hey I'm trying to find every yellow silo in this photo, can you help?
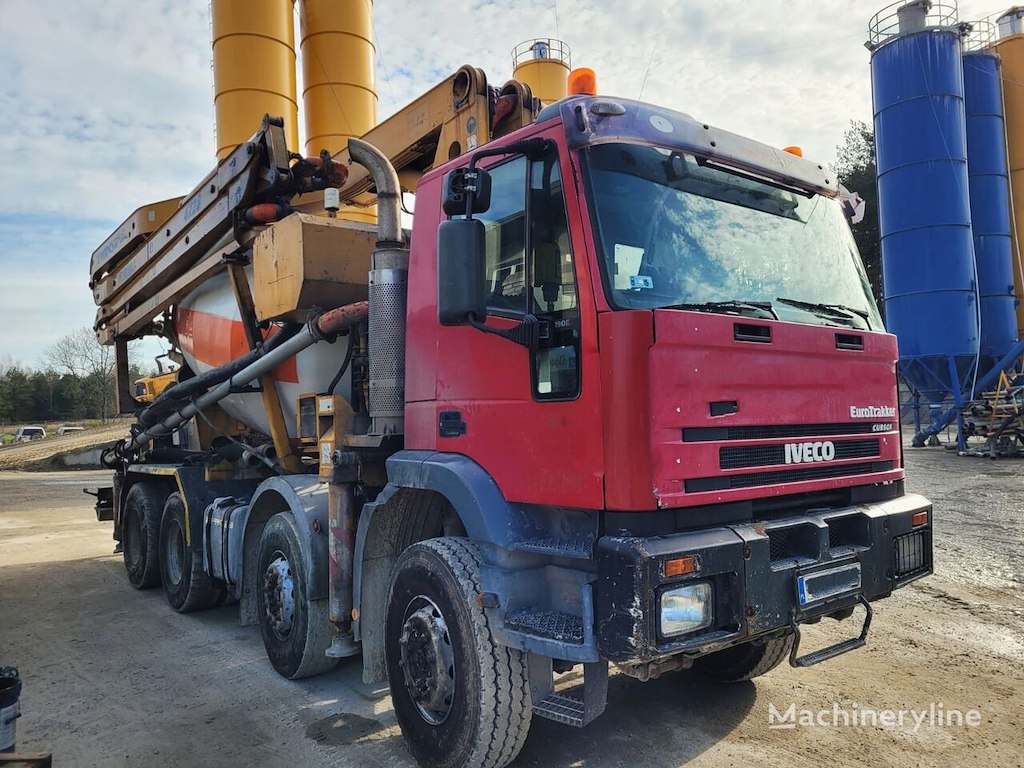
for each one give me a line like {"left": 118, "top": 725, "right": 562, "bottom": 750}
{"left": 992, "top": 7, "right": 1024, "bottom": 338}
{"left": 299, "top": 0, "right": 377, "bottom": 158}
{"left": 512, "top": 39, "right": 571, "bottom": 106}
{"left": 211, "top": 0, "right": 299, "bottom": 160}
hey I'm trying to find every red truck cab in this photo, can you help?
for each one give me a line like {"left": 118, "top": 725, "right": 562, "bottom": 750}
{"left": 392, "top": 94, "right": 931, "bottom": 675}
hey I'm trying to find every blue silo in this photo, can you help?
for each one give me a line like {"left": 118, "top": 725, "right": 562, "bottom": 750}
{"left": 963, "top": 46, "right": 1018, "bottom": 370}
{"left": 869, "top": 0, "right": 979, "bottom": 403}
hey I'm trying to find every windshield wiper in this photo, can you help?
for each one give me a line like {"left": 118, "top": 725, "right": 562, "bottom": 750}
{"left": 775, "top": 297, "right": 872, "bottom": 329}
{"left": 664, "top": 300, "right": 778, "bottom": 320}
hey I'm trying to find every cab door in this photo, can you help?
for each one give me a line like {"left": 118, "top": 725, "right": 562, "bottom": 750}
{"left": 429, "top": 136, "right": 604, "bottom": 509}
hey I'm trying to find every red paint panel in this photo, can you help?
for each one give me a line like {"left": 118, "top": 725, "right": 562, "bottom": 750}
{"left": 427, "top": 316, "right": 605, "bottom": 509}
{"left": 405, "top": 173, "right": 442, "bottom": 408}
{"left": 599, "top": 311, "right": 655, "bottom": 510}
{"left": 405, "top": 400, "right": 438, "bottom": 452}
{"left": 175, "top": 307, "right": 299, "bottom": 384}
{"left": 648, "top": 310, "right": 903, "bottom": 510}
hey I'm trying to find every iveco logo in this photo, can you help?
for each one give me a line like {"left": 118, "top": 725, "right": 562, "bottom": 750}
{"left": 784, "top": 441, "right": 836, "bottom": 464}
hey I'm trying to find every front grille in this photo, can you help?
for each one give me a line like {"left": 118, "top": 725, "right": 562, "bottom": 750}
{"left": 720, "top": 439, "right": 880, "bottom": 469}
{"left": 768, "top": 530, "right": 790, "bottom": 561}
{"left": 827, "top": 514, "right": 870, "bottom": 549}
{"left": 684, "top": 422, "right": 891, "bottom": 443}
{"left": 684, "top": 461, "right": 894, "bottom": 493}
{"left": 894, "top": 530, "right": 931, "bottom": 580}
{"left": 767, "top": 524, "right": 820, "bottom": 562}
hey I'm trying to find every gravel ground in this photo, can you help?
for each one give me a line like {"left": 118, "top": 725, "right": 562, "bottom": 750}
{"left": 0, "top": 444, "right": 1021, "bottom": 768}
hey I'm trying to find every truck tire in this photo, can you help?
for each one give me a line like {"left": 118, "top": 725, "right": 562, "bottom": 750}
{"left": 122, "top": 482, "right": 165, "bottom": 589}
{"left": 695, "top": 634, "right": 793, "bottom": 682}
{"left": 385, "top": 538, "right": 532, "bottom": 768}
{"left": 257, "top": 513, "right": 338, "bottom": 679}
{"left": 159, "top": 493, "right": 223, "bottom": 613}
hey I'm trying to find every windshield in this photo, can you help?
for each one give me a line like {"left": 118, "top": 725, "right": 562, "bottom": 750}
{"left": 583, "top": 143, "right": 882, "bottom": 330}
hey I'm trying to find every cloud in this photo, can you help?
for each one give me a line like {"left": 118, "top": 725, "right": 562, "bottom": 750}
{"left": 0, "top": 0, "right": 1002, "bottom": 366}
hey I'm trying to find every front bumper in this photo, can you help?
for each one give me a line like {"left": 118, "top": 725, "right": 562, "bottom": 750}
{"left": 594, "top": 493, "right": 932, "bottom": 663}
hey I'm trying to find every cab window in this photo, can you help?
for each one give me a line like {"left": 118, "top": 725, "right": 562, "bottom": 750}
{"left": 447, "top": 150, "right": 581, "bottom": 401}
{"left": 530, "top": 157, "right": 580, "bottom": 400}
{"left": 474, "top": 157, "right": 528, "bottom": 315}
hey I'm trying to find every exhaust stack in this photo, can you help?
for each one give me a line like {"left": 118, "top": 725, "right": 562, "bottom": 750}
{"left": 349, "top": 138, "right": 406, "bottom": 437}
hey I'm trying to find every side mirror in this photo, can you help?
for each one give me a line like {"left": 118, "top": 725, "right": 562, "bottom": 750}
{"left": 442, "top": 167, "right": 492, "bottom": 216}
{"left": 437, "top": 219, "right": 486, "bottom": 326}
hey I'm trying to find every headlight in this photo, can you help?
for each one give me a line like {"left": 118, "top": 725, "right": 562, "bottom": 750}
{"left": 660, "top": 582, "right": 713, "bottom": 637}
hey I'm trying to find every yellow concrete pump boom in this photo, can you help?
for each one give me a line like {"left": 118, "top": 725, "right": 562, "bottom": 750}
{"left": 91, "top": 65, "right": 539, "bottom": 347}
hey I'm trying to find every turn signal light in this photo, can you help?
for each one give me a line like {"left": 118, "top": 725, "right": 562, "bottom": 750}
{"left": 783, "top": 146, "right": 803, "bottom": 156}
{"left": 568, "top": 67, "right": 597, "bottom": 96}
{"left": 663, "top": 555, "right": 699, "bottom": 577}
{"left": 911, "top": 510, "right": 929, "bottom": 527}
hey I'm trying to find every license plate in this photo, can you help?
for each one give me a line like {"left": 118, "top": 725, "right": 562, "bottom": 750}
{"left": 797, "top": 562, "right": 862, "bottom": 607}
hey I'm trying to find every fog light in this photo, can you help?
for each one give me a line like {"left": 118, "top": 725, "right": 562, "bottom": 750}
{"left": 660, "top": 583, "right": 713, "bottom": 637}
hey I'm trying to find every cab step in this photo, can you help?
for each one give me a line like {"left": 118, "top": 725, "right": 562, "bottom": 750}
{"left": 789, "top": 596, "right": 873, "bottom": 667}
{"left": 528, "top": 655, "right": 608, "bottom": 727}
{"left": 506, "top": 610, "right": 584, "bottom": 644}
{"left": 509, "top": 536, "right": 594, "bottom": 559}
{"left": 534, "top": 693, "right": 588, "bottom": 727}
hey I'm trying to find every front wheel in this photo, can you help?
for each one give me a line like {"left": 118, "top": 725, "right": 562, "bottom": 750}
{"left": 385, "top": 538, "right": 532, "bottom": 768}
{"left": 257, "top": 513, "right": 337, "bottom": 680}
{"left": 694, "top": 634, "right": 793, "bottom": 682}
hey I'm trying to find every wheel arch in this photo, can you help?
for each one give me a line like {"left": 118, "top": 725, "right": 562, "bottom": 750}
{"left": 238, "top": 476, "right": 331, "bottom": 626}
{"left": 354, "top": 451, "right": 533, "bottom": 684}
{"left": 117, "top": 467, "right": 179, "bottom": 544}
{"left": 121, "top": 468, "right": 178, "bottom": 517}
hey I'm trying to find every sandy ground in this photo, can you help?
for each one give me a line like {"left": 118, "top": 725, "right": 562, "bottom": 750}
{"left": 0, "top": 445, "right": 1022, "bottom": 768}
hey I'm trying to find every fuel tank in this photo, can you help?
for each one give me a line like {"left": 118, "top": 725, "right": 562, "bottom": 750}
{"left": 173, "top": 269, "right": 351, "bottom": 438}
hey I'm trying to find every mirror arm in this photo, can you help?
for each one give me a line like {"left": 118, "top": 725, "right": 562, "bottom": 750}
{"left": 463, "top": 170, "right": 481, "bottom": 219}
{"left": 459, "top": 138, "right": 554, "bottom": 218}
{"left": 467, "top": 313, "right": 544, "bottom": 351}
{"left": 467, "top": 138, "right": 554, "bottom": 171}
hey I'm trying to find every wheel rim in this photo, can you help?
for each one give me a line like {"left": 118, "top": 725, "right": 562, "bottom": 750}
{"left": 263, "top": 552, "right": 295, "bottom": 640}
{"left": 125, "top": 509, "right": 142, "bottom": 567}
{"left": 398, "top": 595, "right": 456, "bottom": 725}
{"left": 165, "top": 520, "right": 185, "bottom": 587}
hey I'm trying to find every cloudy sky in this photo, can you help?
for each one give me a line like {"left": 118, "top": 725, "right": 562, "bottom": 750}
{"left": 0, "top": 0, "right": 1000, "bottom": 367}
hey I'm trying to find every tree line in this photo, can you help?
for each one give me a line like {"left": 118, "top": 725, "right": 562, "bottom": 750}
{"left": 0, "top": 327, "right": 145, "bottom": 426}
{"left": 834, "top": 119, "right": 882, "bottom": 307}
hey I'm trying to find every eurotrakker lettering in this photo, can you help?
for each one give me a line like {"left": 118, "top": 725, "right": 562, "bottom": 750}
{"left": 850, "top": 405, "right": 896, "bottom": 419}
